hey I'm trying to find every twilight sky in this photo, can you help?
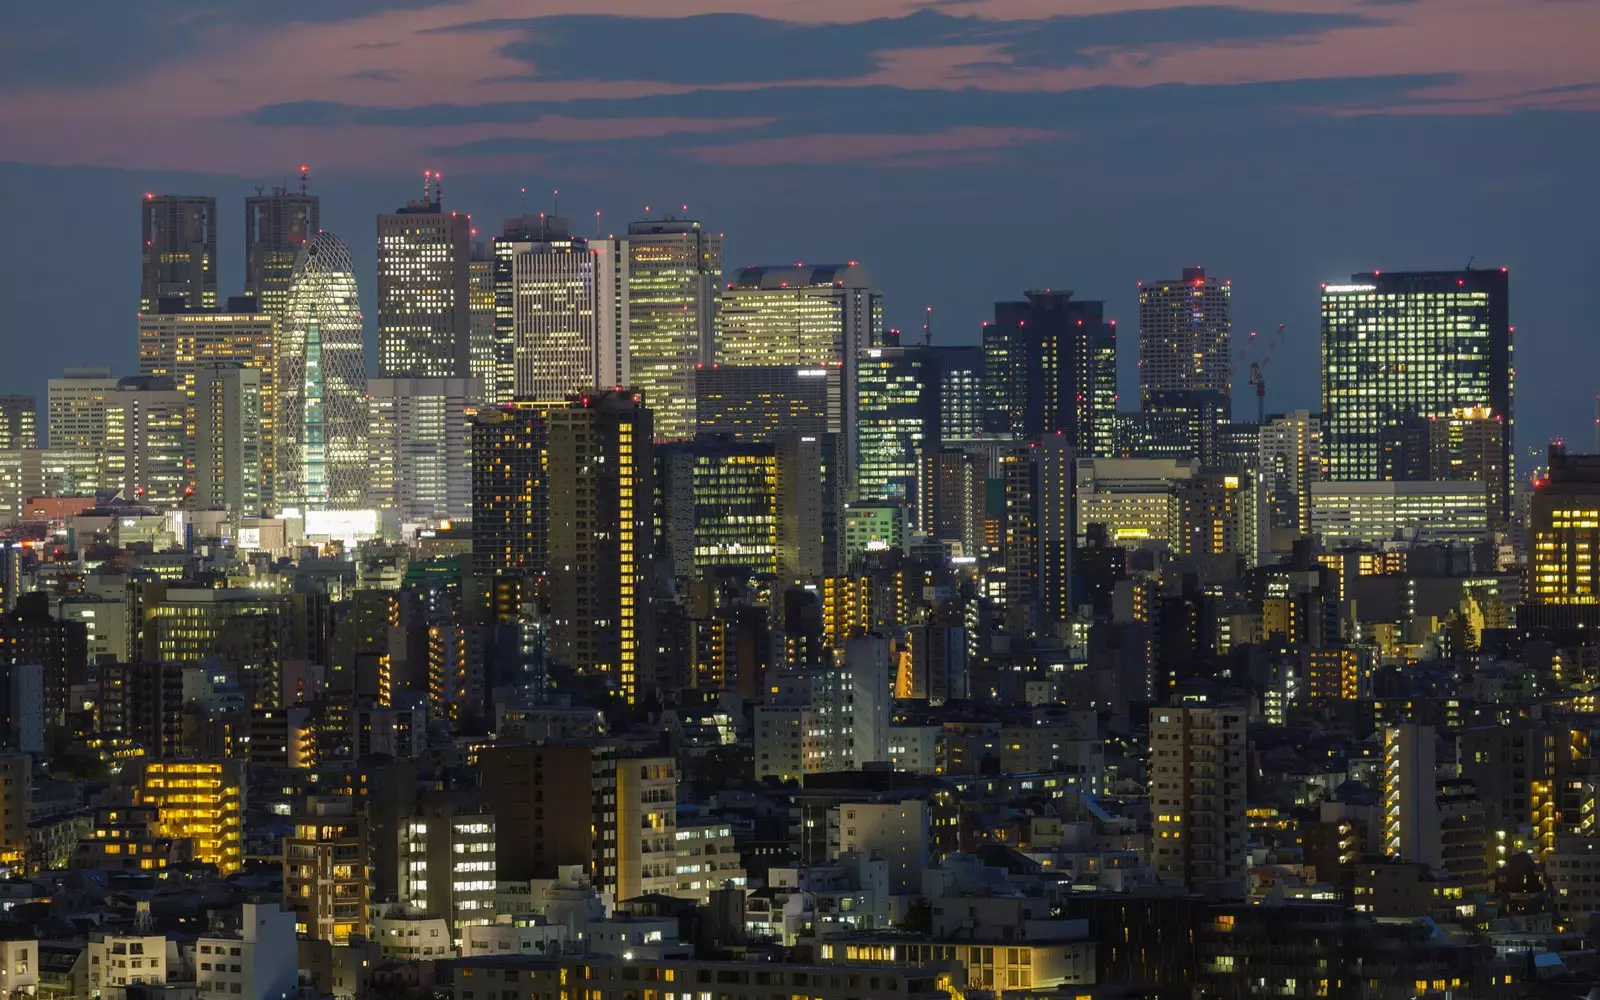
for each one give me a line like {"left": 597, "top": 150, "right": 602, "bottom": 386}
{"left": 2, "top": 0, "right": 1597, "bottom": 464}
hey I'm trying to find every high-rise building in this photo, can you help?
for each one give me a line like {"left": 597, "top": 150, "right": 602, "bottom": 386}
{"left": 133, "top": 759, "right": 244, "bottom": 874}
{"left": 921, "top": 448, "right": 985, "bottom": 557}
{"left": 0, "top": 397, "right": 36, "bottom": 451}
{"left": 137, "top": 302, "right": 276, "bottom": 506}
{"left": 658, "top": 437, "right": 779, "bottom": 583}
{"left": 470, "top": 401, "right": 556, "bottom": 581}
{"left": 1524, "top": 444, "right": 1600, "bottom": 630}
{"left": 548, "top": 391, "right": 653, "bottom": 702}
{"left": 103, "top": 376, "right": 188, "bottom": 506}
{"left": 694, "top": 364, "right": 843, "bottom": 443}
{"left": 141, "top": 194, "right": 217, "bottom": 312}
{"left": 1308, "top": 480, "right": 1489, "bottom": 547}
{"left": 1150, "top": 703, "right": 1248, "bottom": 897}
{"left": 467, "top": 242, "right": 498, "bottom": 401}
{"left": 716, "top": 265, "right": 882, "bottom": 472}
{"left": 244, "top": 183, "right": 320, "bottom": 321}
{"left": 984, "top": 291, "right": 1116, "bottom": 457}
{"left": 775, "top": 431, "right": 844, "bottom": 582}
{"left": 1321, "top": 269, "right": 1513, "bottom": 521}
{"left": 856, "top": 346, "right": 938, "bottom": 515}
{"left": 193, "top": 365, "right": 264, "bottom": 513}
{"left": 277, "top": 232, "right": 367, "bottom": 510}
{"left": 1382, "top": 723, "right": 1440, "bottom": 866}
{"left": 492, "top": 215, "right": 564, "bottom": 406}
{"left": 395, "top": 788, "right": 496, "bottom": 940}
{"left": 367, "top": 378, "right": 479, "bottom": 524}
{"left": 995, "top": 437, "right": 1075, "bottom": 632}
{"left": 377, "top": 177, "right": 472, "bottom": 379}
{"left": 623, "top": 218, "right": 723, "bottom": 440}
{"left": 927, "top": 346, "right": 984, "bottom": 442}
{"left": 1259, "top": 410, "right": 1321, "bottom": 535}
{"left": 509, "top": 217, "right": 626, "bottom": 402}
{"left": 46, "top": 368, "right": 118, "bottom": 451}
{"left": 1138, "top": 266, "right": 1231, "bottom": 409}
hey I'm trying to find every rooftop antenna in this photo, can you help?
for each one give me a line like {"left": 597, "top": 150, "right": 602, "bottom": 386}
{"left": 299, "top": 165, "right": 309, "bottom": 196}
{"left": 520, "top": 187, "right": 527, "bottom": 216}
{"left": 552, "top": 188, "right": 559, "bottom": 216}
{"left": 923, "top": 306, "right": 933, "bottom": 347}
{"left": 423, "top": 170, "right": 432, "bottom": 201}
{"left": 434, "top": 172, "right": 443, "bottom": 206}
{"left": 595, "top": 210, "right": 601, "bottom": 237}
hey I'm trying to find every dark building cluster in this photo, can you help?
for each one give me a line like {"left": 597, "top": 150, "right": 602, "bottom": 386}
{"left": 0, "top": 179, "right": 1587, "bottom": 1000}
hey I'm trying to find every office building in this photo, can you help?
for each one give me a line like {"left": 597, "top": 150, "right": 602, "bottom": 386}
{"left": 508, "top": 215, "right": 626, "bottom": 402}
{"left": 984, "top": 290, "right": 1116, "bottom": 457}
{"left": 856, "top": 346, "right": 939, "bottom": 514}
{"left": 284, "top": 796, "right": 369, "bottom": 945}
{"left": 277, "top": 232, "right": 367, "bottom": 510}
{"left": 694, "top": 364, "right": 843, "bottom": 442}
{"left": 775, "top": 431, "right": 844, "bottom": 582}
{"left": 193, "top": 365, "right": 264, "bottom": 513}
{"left": 103, "top": 376, "right": 188, "bottom": 506}
{"left": 1150, "top": 703, "right": 1247, "bottom": 897}
{"left": 133, "top": 759, "right": 244, "bottom": 874}
{"left": 0, "top": 596, "right": 87, "bottom": 730}
{"left": 137, "top": 303, "right": 277, "bottom": 505}
{"left": 378, "top": 176, "right": 473, "bottom": 379}
{"left": 244, "top": 183, "right": 320, "bottom": 321}
{"left": 928, "top": 345, "right": 984, "bottom": 441}
{"left": 141, "top": 194, "right": 217, "bottom": 312}
{"left": 658, "top": 438, "right": 779, "bottom": 583}
{"left": 921, "top": 448, "right": 985, "bottom": 556}
{"left": 466, "top": 242, "right": 498, "bottom": 405}
{"left": 624, "top": 218, "right": 723, "bottom": 440}
{"left": 1138, "top": 266, "right": 1231, "bottom": 409}
{"left": 1321, "top": 269, "right": 1513, "bottom": 521}
{"left": 717, "top": 264, "right": 882, "bottom": 471}
{"left": 46, "top": 367, "right": 118, "bottom": 450}
{"left": 1381, "top": 406, "right": 1507, "bottom": 533}
{"left": 1259, "top": 410, "right": 1321, "bottom": 535}
{"left": 548, "top": 391, "right": 654, "bottom": 702}
{"left": 396, "top": 789, "right": 497, "bottom": 939}
{"left": 470, "top": 401, "right": 554, "bottom": 581}
{"left": 0, "top": 397, "right": 36, "bottom": 451}
{"left": 1309, "top": 480, "right": 1489, "bottom": 546}
{"left": 491, "top": 214, "right": 568, "bottom": 406}
{"left": 1524, "top": 444, "right": 1600, "bottom": 629}
{"left": 367, "top": 377, "right": 479, "bottom": 524}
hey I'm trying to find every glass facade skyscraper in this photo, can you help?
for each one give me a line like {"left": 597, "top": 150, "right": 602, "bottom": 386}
{"left": 624, "top": 219, "right": 722, "bottom": 441}
{"left": 377, "top": 179, "right": 472, "bottom": 379}
{"left": 277, "top": 233, "right": 367, "bottom": 510}
{"left": 1321, "top": 269, "right": 1512, "bottom": 523}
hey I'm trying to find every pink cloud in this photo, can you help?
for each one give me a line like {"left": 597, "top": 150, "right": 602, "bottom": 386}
{"left": 686, "top": 125, "right": 1064, "bottom": 166}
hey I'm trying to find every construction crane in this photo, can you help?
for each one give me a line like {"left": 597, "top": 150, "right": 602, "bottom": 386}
{"left": 1241, "top": 322, "right": 1286, "bottom": 423}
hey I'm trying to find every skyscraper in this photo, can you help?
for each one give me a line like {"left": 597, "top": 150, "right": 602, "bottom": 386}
{"left": 467, "top": 242, "right": 498, "bottom": 402}
{"left": 277, "top": 233, "right": 367, "bottom": 510}
{"left": 367, "top": 378, "right": 479, "bottom": 524}
{"left": 856, "top": 346, "right": 938, "bottom": 515}
{"left": 141, "top": 194, "right": 217, "bottom": 312}
{"left": 1523, "top": 443, "right": 1600, "bottom": 630}
{"left": 1258, "top": 410, "right": 1322, "bottom": 535}
{"left": 926, "top": 345, "right": 984, "bottom": 442}
{"left": 548, "top": 391, "right": 653, "bottom": 702}
{"left": 984, "top": 290, "right": 1116, "bottom": 457}
{"left": 46, "top": 368, "right": 118, "bottom": 451}
{"left": 1321, "top": 269, "right": 1513, "bottom": 521}
{"left": 694, "top": 365, "right": 843, "bottom": 443}
{"left": 244, "top": 182, "right": 319, "bottom": 321}
{"left": 0, "top": 398, "right": 36, "bottom": 451}
{"left": 193, "top": 365, "right": 263, "bottom": 513}
{"left": 1138, "top": 266, "right": 1231, "bottom": 408}
{"left": 137, "top": 301, "right": 276, "bottom": 507}
{"left": 509, "top": 217, "right": 626, "bottom": 402}
{"left": 623, "top": 218, "right": 723, "bottom": 440}
{"left": 103, "top": 376, "right": 188, "bottom": 506}
{"left": 377, "top": 176, "right": 472, "bottom": 379}
{"left": 657, "top": 437, "right": 779, "bottom": 583}
{"left": 716, "top": 264, "right": 883, "bottom": 474}
{"left": 470, "top": 401, "right": 555, "bottom": 582}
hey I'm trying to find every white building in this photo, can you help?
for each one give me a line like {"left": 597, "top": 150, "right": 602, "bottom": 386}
{"left": 46, "top": 367, "right": 118, "bottom": 451}
{"left": 511, "top": 225, "right": 626, "bottom": 403}
{"left": 755, "top": 652, "right": 889, "bottom": 782}
{"left": 1259, "top": 410, "right": 1322, "bottom": 535}
{"left": 103, "top": 376, "right": 189, "bottom": 507}
{"left": 366, "top": 377, "right": 479, "bottom": 523}
{"left": 834, "top": 800, "right": 929, "bottom": 895}
{"left": 194, "top": 902, "right": 297, "bottom": 1000}
{"left": 87, "top": 928, "right": 176, "bottom": 998}
{"left": 1309, "top": 480, "right": 1489, "bottom": 546}
{"left": 886, "top": 725, "right": 943, "bottom": 775}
